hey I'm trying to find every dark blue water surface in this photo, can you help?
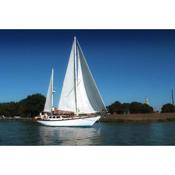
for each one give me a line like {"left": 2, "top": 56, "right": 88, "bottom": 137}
{"left": 1, "top": 120, "right": 175, "bottom": 145}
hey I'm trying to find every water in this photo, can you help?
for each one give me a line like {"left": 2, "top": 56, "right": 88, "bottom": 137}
{"left": 1, "top": 120, "right": 175, "bottom": 145}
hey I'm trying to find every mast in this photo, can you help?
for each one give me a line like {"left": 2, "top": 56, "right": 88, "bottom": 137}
{"left": 74, "top": 36, "right": 78, "bottom": 115}
{"left": 172, "top": 88, "right": 174, "bottom": 105}
{"left": 51, "top": 68, "right": 54, "bottom": 111}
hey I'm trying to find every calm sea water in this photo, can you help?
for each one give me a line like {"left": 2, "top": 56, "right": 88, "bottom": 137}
{"left": 1, "top": 120, "right": 175, "bottom": 145}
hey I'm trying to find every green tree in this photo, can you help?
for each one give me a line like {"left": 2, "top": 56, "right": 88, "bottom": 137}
{"left": 129, "top": 102, "right": 153, "bottom": 113}
{"left": 107, "top": 101, "right": 124, "bottom": 114}
{"left": 161, "top": 103, "right": 175, "bottom": 113}
{"left": 122, "top": 103, "right": 130, "bottom": 114}
{"left": 107, "top": 101, "right": 154, "bottom": 114}
{"left": 0, "top": 94, "right": 45, "bottom": 118}
{"left": 19, "top": 94, "right": 45, "bottom": 117}
{"left": 0, "top": 102, "right": 19, "bottom": 117}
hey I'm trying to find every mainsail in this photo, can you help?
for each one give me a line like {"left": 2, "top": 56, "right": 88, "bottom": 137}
{"left": 59, "top": 37, "right": 106, "bottom": 114}
{"left": 44, "top": 68, "right": 54, "bottom": 113}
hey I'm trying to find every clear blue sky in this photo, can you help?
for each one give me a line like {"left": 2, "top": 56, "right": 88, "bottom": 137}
{"left": 0, "top": 30, "right": 175, "bottom": 110}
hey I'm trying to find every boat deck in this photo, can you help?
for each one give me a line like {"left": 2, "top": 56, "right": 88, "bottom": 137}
{"left": 36, "top": 114, "right": 99, "bottom": 121}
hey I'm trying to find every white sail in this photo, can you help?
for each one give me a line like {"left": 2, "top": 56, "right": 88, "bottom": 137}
{"left": 76, "top": 40, "right": 106, "bottom": 113}
{"left": 44, "top": 68, "right": 54, "bottom": 113}
{"left": 58, "top": 40, "right": 76, "bottom": 112}
{"left": 58, "top": 37, "right": 106, "bottom": 114}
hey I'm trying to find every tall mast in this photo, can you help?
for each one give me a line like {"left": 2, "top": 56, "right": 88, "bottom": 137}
{"left": 172, "top": 88, "right": 174, "bottom": 105}
{"left": 74, "top": 36, "right": 78, "bottom": 115}
{"left": 51, "top": 68, "right": 54, "bottom": 109}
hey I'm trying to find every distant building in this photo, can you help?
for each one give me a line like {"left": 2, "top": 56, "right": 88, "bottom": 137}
{"left": 144, "top": 98, "right": 149, "bottom": 105}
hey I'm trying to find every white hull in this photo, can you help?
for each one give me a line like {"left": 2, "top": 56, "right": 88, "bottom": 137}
{"left": 36, "top": 116, "right": 101, "bottom": 127}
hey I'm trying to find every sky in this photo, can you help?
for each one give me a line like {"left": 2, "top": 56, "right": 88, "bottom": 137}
{"left": 0, "top": 30, "right": 175, "bottom": 110}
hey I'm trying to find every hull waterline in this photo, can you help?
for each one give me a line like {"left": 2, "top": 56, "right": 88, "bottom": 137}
{"left": 36, "top": 116, "right": 101, "bottom": 127}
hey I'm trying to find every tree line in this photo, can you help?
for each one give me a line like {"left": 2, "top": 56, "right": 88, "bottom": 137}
{"left": 107, "top": 101, "right": 154, "bottom": 114}
{"left": 0, "top": 94, "right": 175, "bottom": 118}
{"left": 0, "top": 94, "right": 45, "bottom": 118}
{"left": 107, "top": 101, "right": 175, "bottom": 114}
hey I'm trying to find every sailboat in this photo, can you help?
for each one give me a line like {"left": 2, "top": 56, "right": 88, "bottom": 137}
{"left": 37, "top": 37, "right": 106, "bottom": 127}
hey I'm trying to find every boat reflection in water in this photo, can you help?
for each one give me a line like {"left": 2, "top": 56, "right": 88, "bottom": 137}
{"left": 37, "top": 124, "right": 102, "bottom": 145}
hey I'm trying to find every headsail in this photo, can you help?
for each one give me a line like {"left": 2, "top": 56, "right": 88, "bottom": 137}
{"left": 44, "top": 68, "right": 54, "bottom": 113}
{"left": 58, "top": 40, "right": 76, "bottom": 112}
{"left": 58, "top": 37, "right": 106, "bottom": 114}
{"left": 76, "top": 40, "right": 106, "bottom": 113}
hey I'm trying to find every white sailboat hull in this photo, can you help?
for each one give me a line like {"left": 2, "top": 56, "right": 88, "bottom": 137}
{"left": 36, "top": 116, "right": 101, "bottom": 127}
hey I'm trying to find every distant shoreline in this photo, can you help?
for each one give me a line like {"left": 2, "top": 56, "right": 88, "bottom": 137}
{"left": 0, "top": 117, "right": 32, "bottom": 120}
{"left": 100, "top": 113, "right": 175, "bottom": 123}
{"left": 1, "top": 113, "right": 175, "bottom": 123}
